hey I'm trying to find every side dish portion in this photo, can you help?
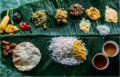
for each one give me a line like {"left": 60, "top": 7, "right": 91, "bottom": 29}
{"left": 96, "top": 25, "right": 110, "bottom": 36}
{"left": 69, "top": 3, "right": 84, "bottom": 17}
{"left": 86, "top": 7, "right": 101, "bottom": 20}
{"left": 12, "top": 42, "right": 41, "bottom": 71}
{"left": 79, "top": 18, "right": 91, "bottom": 33}
{"left": 105, "top": 6, "right": 118, "bottom": 23}
{"left": 55, "top": 8, "right": 68, "bottom": 24}
{"left": 32, "top": 10, "right": 47, "bottom": 29}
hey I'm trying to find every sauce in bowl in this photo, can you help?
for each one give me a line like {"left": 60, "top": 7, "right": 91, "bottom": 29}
{"left": 102, "top": 41, "right": 119, "bottom": 57}
{"left": 92, "top": 53, "right": 109, "bottom": 70}
{"left": 104, "top": 43, "right": 117, "bottom": 56}
{"left": 94, "top": 54, "right": 107, "bottom": 69}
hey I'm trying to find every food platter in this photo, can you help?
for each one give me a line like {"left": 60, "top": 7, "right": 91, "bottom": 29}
{"left": 0, "top": 36, "right": 119, "bottom": 76}
{"left": 0, "top": 0, "right": 119, "bottom": 76}
{"left": 0, "top": 0, "right": 119, "bottom": 37}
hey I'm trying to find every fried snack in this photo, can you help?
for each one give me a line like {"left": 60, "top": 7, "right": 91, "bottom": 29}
{"left": 2, "top": 46, "right": 6, "bottom": 49}
{"left": 2, "top": 40, "right": 17, "bottom": 56}
{"left": 10, "top": 43, "right": 17, "bottom": 47}
{"left": 69, "top": 3, "right": 84, "bottom": 17}
{"left": 5, "top": 24, "right": 19, "bottom": 35}
{"left": 12, "top": 42, "right": 41, "bottom": 71}
{"left": 2, "top": 40, "right": 10, "bottom": 45}
{"left": 3, "top": 49, "right": 8, "bottom": 56}
{"left": 5, "top": 45, "right": 10, "bottom": 50}
{"left": 86, "top": 7, "right": 101, "bottom": 20}
{"left": 8, "top": 49, "right": 14, "bottom": 53}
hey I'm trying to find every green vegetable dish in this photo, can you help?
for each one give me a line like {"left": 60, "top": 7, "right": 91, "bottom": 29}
{"left": 0, "top": 0, "right": 119, "bottom": 76}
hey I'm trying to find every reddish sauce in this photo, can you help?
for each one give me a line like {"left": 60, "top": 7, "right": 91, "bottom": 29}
{"left": 19, "top": 22, "right": 30, "bottom": 31}
{"left": 94, "top": 54, "right": 107, "bottom": 69}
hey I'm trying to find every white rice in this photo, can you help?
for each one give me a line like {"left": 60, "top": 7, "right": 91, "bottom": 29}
{"left": 96, "top": 25, "right": 110, "bottom": 36}
{"left": 48, "top": 36, "right": 88, "bottom": 66}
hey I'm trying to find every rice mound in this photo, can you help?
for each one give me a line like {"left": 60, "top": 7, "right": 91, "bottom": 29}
{"left": 48, "top": 36, "right": 87, "bottom": 66}
{"left": 96, "top": 25, "right": 110, "bottom": 36}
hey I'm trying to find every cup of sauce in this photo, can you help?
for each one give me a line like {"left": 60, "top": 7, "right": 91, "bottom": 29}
{"left": 92, "top": 53, "right": 109, "bottom": 70}
{"left": 92, "top": 41, "right": 119, "bottom": 70}
{"left": 102, "top": 41, "right": 119, "bottom": 57}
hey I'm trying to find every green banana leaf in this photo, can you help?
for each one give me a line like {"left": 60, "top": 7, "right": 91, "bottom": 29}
{"left": 0, "top": 0, "right": 119, "bottom": 76}
{"left": 0, "top": 0, "right": 119, "bottom": 37}
{"left": 0, "top": 36, "right": 119, "bottom": 76}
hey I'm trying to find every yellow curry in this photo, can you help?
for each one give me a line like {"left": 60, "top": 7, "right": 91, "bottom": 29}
{"left": 73, "top": 40, "right": 86, "bottom": 60}
{"left": 86, "top": 7, "right": 101, "bottom": 20}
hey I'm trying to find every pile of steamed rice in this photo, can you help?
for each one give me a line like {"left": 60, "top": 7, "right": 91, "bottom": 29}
{"left": 48, "top": 36, "right": 88, "bottom": 66}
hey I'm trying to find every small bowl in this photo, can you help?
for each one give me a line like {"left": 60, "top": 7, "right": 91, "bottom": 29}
{"left": 92, "top": 53, "right": 109, "bottom": 70}
{"left": 102, "top": 41, "right": 119, "bottom": 57}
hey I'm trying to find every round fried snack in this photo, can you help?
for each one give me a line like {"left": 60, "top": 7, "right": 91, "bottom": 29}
{"left": 69, "top": 3, "right": 84, "bottom": 17}
{"left": 12, "top": 42, "right": 41, "bottom": 71}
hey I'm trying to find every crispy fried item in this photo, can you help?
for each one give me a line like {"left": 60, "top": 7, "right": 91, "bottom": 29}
{"left": 5, "top": 24, "right": 19, "bottom": 35}
{"left": 86, "top": 7, "right": 101, "bottom": 20}
{"left": 10, "top": 43, "right": 17, "bottom": 47}
{"left": 8, "top": 49, "right": 14, "bottom": 53}
{"left": 2, "top": 40, "right": 10, "bottom": 45}
{"left": 5, "top": 45, "right": 10, "bottom": 50}
{"left": 12, "top": 42, "right": 41, "bottom": 71}
{"left": 2, "top": 46, "right": 6, "bottom": 49}
{"left": 3, "top": 49, "right": 8, "bottom": 56}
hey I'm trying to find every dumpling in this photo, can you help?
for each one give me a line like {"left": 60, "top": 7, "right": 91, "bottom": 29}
{"left": 12, "top": 42, "right": 41, "bottom": 71}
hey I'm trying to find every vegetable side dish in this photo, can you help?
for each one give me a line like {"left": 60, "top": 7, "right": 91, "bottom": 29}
{"left": 86, "top": 7, "right": 101, "bottom": 20}
{"left": 55, "top": 8, "right": 68, "bottom": 24}
{"left": 79, "top": 18, "right": 91, "bottom": 33}
{"left": 69, "top": 3, "right": 84, "bottom": 17}
{"left": 32, "top": 10, "right": 47, "bottom": 29}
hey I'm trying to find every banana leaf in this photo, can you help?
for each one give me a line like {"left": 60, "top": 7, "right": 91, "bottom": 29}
{"left": 0, "top": 0, "right": 119, "bottom": 37}
{"left": 0, "top": 36, "right": 119, "bottom": 76}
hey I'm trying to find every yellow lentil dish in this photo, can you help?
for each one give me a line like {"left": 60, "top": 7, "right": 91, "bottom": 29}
{"left": 86, "top": 7, "right": 101, "bottom": 20}
{"left": 73, "top": 40, "right": 86, "bottom": 60}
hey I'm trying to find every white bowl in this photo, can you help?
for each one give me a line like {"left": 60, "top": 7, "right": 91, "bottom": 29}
{"left": 102, "top": 41, "right": 119, "bottom": 57}
{"left": 92, "top": 53, "right": 109, "bottom": 70}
